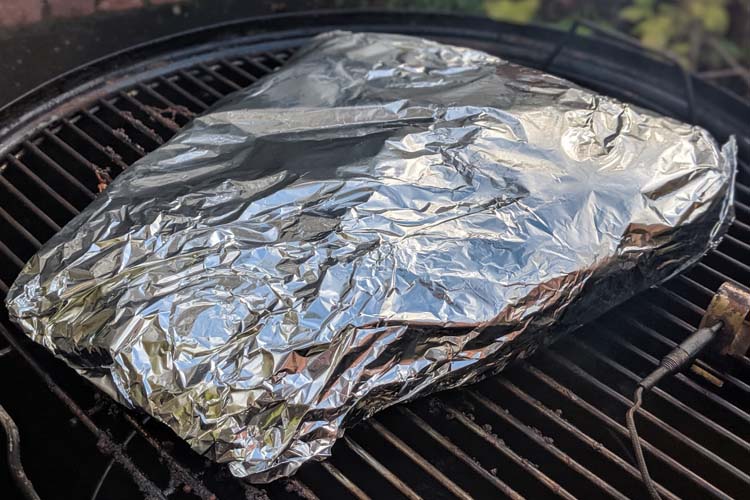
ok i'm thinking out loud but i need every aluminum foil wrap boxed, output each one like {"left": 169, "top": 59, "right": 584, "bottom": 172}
{"left": 5, "top": 31, "right": 736, "bottom": 482}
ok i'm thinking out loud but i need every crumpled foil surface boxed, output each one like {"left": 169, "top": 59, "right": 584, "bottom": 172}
{"left": 6, "top": 31, "right": 736, "bottom": 482}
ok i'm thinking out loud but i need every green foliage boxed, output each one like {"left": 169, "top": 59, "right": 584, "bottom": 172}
{"left": 384, "top": 0, "right": 485, "bottom": 12}
{"left": 483, "top": 0, "right": 541, "bottom": 23}
{"left": 618, "top": 0, "right": 731, "bottom": 67}
{"left": 687, "top": 0, "right": 730, "bottom": 32}
{"left": 364, "top": 0, "right": 747, "bottom": 78}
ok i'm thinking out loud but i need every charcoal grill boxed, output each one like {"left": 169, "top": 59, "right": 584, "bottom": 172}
{"left": 1, "top": 11, "right": 749, "bottom": 500}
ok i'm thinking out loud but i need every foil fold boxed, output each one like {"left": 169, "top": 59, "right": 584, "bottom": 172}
{"left": 6, "top": 32, "right": 735, "bottom": 482}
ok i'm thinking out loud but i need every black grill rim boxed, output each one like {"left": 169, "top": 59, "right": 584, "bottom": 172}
{"left": 0, "top": 10, "right": 749, "bottom": 500}
{"left": 2, "top": 10, "right": 750, "bottom": 159}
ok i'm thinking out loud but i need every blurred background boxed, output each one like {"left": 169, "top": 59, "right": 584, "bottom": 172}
{"left": 0, "top": 0, "right": 748, "bottom": 104}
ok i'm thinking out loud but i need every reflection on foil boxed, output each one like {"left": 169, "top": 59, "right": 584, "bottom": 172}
{"left": 6, "top": 32, "right": 735, "bottom": 482}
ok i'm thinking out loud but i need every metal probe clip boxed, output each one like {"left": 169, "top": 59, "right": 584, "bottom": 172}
{"left": 699, "top": 281, "right": 750, "bottom": 360}
{"left": 628, "top": 281, "right": 750, "bottom": 499}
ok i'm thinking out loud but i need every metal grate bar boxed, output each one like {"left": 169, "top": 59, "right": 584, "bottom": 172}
{"left": 90, "top": 425, "right": 140, "bottom": 500}
{"left": 648, "top": 290, "right": 712, "bottom": 330}
{"left": 667, "top": 277, "right": 716, "bottom": 317}
{"left": 118, "top": 413, "right": 223, "bottom": 500}
{"left": 729, "top": 219, "right": 750, "bottom": 235}
{"left": 234, "top": 58, "right": 271, "bottom": 80}
{"left": 177, "top": 70, "right": 224, "bottom": 101}
{"left": 135, "top": 83, "right": 182, "bottom": 111}
{"left": 318, "top": 461, "right": 371, "bottom": 500}
{"left": 738, "top": 182, "right": 750, "bottom": 196}
{"left": 23, "top": 140, "right": 96, "bottom": 198}
{"left": 198, "top": 63, "right": 243, "bottom": 91}
{"left": 81, "top": 109, "right": 148, "bottom": 157}
{"left": 281, "top": 478, "right": 319, "bottom": 500}
{"left": 397, "top": 407, "right": 523, "bottom": 499}
{"left": 60, "top": 118, "right": 130, "bottom": 172}
{"left": 674, "top": 273, "right": 714, "bottom": 300}
{"left": 464, "top": 389, "right": 630, "bottom": 499}
{"left": 665, "top": 279, "right": 750, "bottom": 366}
{"left": 732, "top": 219, "right": 750, "bottom": 239}
{"left": 488, "top": 377, "right": 680, "bottom": 500}
{"left": 136, "top": 84, "right": 195, "bottom": 122}
{"left": 218, "top": 60, "right": 260, "bottom": 84}
{"left": 40, "top": 130, "right": 112, "bottom": 188}
{"left": 519, "top": 362, "right": 684, "bottom": 499}
{"left": 367, "top": 419, "right": 473, "bottom": 499}
{"left": 98, "top": 100, "right": 164, "bottom": 148}
{"left": 0, "top": 323, "right": 167, "bottom": 499}
{"left": 615, "top": 311, "right": 750, "bottom": 397}
{"left": 722, "top": 233, "right": 750, "bottom": 260}
{"left": 0, "top": 205, "right": 41, "bottom": 250}
{"left": 538, "top": 351, "right": 731, "bottom": 498}
{"left": 712, "top": 247, "right": 750, "bottom": 277}
{"left": 264, "top": 51, "right": 290, "bottom": 66}
{"left": 116, "top": 91, "right": 180, "bottom": 134}
{"left": 4, "top": 155, "right": 80, "bottom": 217}
{"left": 190, "top": 68, "right": 233, "bottom": 96}
{"left": 243, "top": 57, "right": 275, "bottom": 75}
{"left": 731, "top": 227, "right": 750, "bottom": 254}
{"left": 440, "top": 401, "right": 577, "bottom": 499}
{"left": 603, "top": 331, "right": 750, "bottom": 451}
{"left": 655, "top": 287, "right": 711, "bottom": 325}
{"left": 0, "top": 239, "right": 24, "bottom": 269}
{"left": 708, "top": 249, "right": 750, "bottom": 284}
{"left": 569, "top": 336, "right": 750, "bottom": 490}
{"left": 657, "top": 287, "right": 740, "bottom": 337}
{"left": 655, "top": 286, "right": 703, "bottom": 326}
{"left": 342, "top": 436, "right": 422, "bottom": 500}
{"left": 0, "top": 175, "right": 61, "bottom": 232}
{"left": 736, "top": 200, "right": 750, "bottom": 219}
{"left": 157, "top": 76, "right": 209, "bottom": 111}
{"left": 691, "top": 260, "right": 743, "bottom": 288}
{"left": 641, "top": 297, "right": 750, "bottom": 369}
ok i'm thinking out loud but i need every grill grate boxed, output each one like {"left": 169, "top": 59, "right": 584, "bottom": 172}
{"left": 1, "top": 15, "right": 750, "bottom": 500}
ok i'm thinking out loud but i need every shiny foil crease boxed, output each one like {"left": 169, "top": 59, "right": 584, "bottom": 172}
{"left": 5, "top": 32, "right": 736, "bottom": 482}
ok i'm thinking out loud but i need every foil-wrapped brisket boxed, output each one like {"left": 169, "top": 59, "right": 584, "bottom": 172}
{"left": 5, "top": 31, "right": 735, "bottom": 482}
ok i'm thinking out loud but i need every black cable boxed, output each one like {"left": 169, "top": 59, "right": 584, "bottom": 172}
{"left": 626, "top": 387, "right": 661, "bottom": 500}
{"left": 626, "top": 322, "right": 722, "bottom": 500}
{"left": 0, "top": 403, "right": 41, "bottom": 500}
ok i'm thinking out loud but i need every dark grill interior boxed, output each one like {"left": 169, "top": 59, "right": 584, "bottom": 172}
{"left": 1, "top": 13, "right": 749, "bottom": 500}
